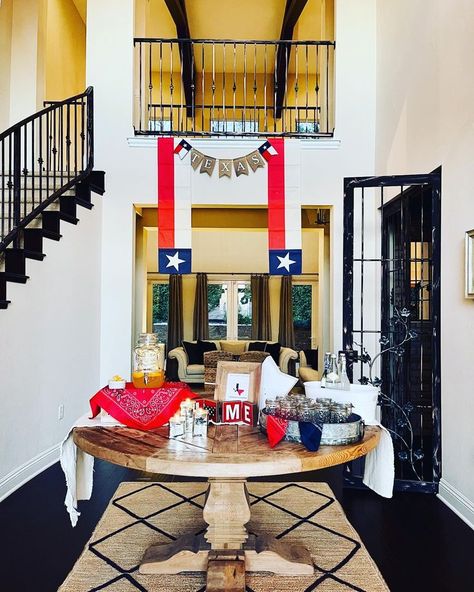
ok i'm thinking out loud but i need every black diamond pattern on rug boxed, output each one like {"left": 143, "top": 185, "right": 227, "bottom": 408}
{"left": 60, "top": 482, "right": 387, "bottom": 592}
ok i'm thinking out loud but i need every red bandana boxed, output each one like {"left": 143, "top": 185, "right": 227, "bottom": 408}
{"left": 89, "top": 382, "right": 197, "bottom": 430}
{"left": 266, "top": 415, "right": 289, "bottom": 448}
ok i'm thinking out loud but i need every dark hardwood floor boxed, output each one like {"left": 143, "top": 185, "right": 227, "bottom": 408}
{"left": 0, "top": 459, "right": 472, "bottom": 592}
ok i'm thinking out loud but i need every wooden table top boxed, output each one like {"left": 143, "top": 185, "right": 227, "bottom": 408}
{"left": 73, "top": 424, "right": 381, "bottom": 479}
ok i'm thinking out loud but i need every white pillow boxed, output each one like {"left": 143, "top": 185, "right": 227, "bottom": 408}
{"left": 259, "top": 357, "right": 298, "bottom": 409}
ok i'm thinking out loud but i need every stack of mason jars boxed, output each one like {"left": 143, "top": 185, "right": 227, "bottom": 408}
{"left": 264, "top": 395, "right": 353, "bottom": 424}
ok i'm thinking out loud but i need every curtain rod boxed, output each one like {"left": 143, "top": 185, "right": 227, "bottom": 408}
{"left": 147, "top": 272, "right": 319, "bottom": 277}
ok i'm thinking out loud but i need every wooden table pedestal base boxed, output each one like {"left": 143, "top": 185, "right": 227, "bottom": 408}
{"left": 139, "top": 478, "right": 314, "bottom": 577}
{"left": 139, "top": 533, "right": 314, "bottom": 576}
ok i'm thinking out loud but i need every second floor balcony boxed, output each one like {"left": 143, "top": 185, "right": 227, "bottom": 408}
{"left": 133, "top": 38, "right": 335, "bottom": 138}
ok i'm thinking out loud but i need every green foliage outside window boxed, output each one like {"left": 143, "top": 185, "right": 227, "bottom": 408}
{"left": 292, "top": 285, "right": 312, "bottom": 328}
{"left": 207, "top": 284, "right": 223, "bottom": 312}
{"left": 152, "top": 284, "right": 169, "bottom": 324}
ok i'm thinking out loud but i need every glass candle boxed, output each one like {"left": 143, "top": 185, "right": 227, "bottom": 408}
{"left": 193, "top": 408, "right": 208, "bottom": 437}
{"left": 169, "top": 413, "right": 184, "bottom": 438}
{"left": 180, "top": 399, "right": 194, "bottom": 434}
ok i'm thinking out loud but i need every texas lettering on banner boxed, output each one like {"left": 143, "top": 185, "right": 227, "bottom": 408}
{"left": 177, "top": 141, "right": 278, "bottom": 179}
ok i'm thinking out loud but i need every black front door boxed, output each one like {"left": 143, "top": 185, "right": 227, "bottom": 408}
{"left": 342, "top": 172, "right": 441, "bottom": 492}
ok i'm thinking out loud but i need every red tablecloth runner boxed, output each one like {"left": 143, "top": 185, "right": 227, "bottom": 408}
{"left": 90, "top": 382, "right": 197, "bottom": 430}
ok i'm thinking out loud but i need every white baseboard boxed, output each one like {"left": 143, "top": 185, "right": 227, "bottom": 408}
{"left": 438, "top": 478, "right": 474, "bottom": 530}
{"left": 0, "top": 444, "right": 60, "bottom": 502}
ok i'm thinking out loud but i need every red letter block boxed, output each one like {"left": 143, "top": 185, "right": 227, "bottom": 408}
{"left": 222, "top": 401, "right": 241, "bottom": 423}
{"left": 242, "top": 402, "right": 258, "bottom": 426}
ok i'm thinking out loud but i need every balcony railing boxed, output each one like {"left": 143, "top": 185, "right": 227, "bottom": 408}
{"left": 133, "top": 38, "right": 335, "bottom": 138}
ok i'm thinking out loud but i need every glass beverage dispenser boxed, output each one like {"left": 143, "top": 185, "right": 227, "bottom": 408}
{"left": 132, "top": 333, "right": 165, "bottom": 388}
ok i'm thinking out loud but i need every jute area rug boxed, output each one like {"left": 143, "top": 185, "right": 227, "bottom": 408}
{"left": 60, "top": 481, "right": 389, "bottom": 592}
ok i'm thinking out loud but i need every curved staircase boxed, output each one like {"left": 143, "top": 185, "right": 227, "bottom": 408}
{"left": 0, "top": 87, "right": 104, "bottom": 309}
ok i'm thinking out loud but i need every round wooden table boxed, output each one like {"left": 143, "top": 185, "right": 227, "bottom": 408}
{"left": 73, "top": 423, "right": 380, "bottom": 578}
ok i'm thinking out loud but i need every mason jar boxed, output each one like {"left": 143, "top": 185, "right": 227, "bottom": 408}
{"left": 279, "top": 399, "right": 294, "bottom": 420}
{"left": 330, "top": 402, "right": 353, "bottom": 423}
{"left": 132, "top": 333, "right": 165, "bottom": 388}
{"left": 297, "top": 400, "right": 316, "bottom": 423}
{"left": 314, "top": 401, "right": 331, "bottom": 423}
{"left": 265, "top": 399, "right": 279, "bottom": 416}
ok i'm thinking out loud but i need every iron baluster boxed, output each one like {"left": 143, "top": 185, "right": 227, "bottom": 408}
{"left": 211, "top": 41, "right": 215, "bottom": 130}
{"left": 263, "top": 43, "right": 268, "bottom": 132}
{"left": 201, "top": 42, "right": 205, "bottom": 133}
{"left": 232, "top": 42, "right": 236, "bottom": 134}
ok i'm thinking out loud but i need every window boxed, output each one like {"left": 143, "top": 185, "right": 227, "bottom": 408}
{"left": 292, "top": 283, "right": 315, "bottom": 351}
{"left": 151, "top": 283, "right": 169, "bottom": 344}
{"left": 295, "top": 120, "right": 320, "bottom": 134}
{"left": 210, "top": 120, "right": 259, "bottom": 134}
{"left": 148, "top": 119, "right": 172, "bottom": 132}
{"left": 208, "top": 280, "right": 252, "bottom": 340}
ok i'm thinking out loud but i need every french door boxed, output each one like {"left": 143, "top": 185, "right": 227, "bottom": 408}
{"left": 208, "top": 279, "right": 252, "bottom": 340}
{"left": 342, "top": 172, "right": 441, "bottom": 492}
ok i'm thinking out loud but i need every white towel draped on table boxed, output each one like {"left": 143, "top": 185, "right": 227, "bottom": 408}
{"left": 60, "top": 414, "right": 123, "bottom": 526}
{"left": 305, "top": 382, "right": 395, "bottom": 498}
{"left": 362, "top": 422, "right": 394, "bottom": 498}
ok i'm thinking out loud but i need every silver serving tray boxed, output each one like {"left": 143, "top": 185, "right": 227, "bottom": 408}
{"left": 259, "top": 410, "right": 364, "bottom": 446}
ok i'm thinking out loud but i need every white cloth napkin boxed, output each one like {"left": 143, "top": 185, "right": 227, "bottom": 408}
{"left": 362, "top": 421, "right": 394, "bottom": 498}
{"left": 60, "top": 413, "right": 124, "bottom": 526}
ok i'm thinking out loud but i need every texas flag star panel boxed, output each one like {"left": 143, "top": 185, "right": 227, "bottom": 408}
{"left": 157, "top": 137, "right": 192, "bottom": 274}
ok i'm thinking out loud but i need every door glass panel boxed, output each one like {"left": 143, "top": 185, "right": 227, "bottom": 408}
{"left": 208, "top": 283, "right": 228, "bottom": 339}
{"left": 237, "top": 282, "right": 252, "bottom": 340}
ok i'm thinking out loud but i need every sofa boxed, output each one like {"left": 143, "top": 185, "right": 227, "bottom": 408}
{"left": 298, "top": 349, "right": 320, "bottom": 383}
{"left": 168, "top": 340, "right": 298, "bottom": 384}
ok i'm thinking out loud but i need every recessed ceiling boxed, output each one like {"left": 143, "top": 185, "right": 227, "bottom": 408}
{"left": 185, "top": 0, "right": 287, "bottom": 41}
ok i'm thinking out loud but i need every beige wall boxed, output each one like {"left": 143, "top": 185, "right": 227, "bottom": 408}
{"left": 376, "top": 0, "right": 474, "bottom": 523}
{"left": 45, "top": 0, "right": 86, "bottom": 100}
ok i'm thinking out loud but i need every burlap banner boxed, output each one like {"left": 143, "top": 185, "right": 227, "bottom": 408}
{"left": 174, "top": 140, "right": 277, "bottom": 179}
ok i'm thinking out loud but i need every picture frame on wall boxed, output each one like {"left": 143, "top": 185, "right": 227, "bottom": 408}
{"left": 466, "top": 229, "right": 474, "bottom": 299}
{"left": 214, "top": 361, "right": 261, "bottom": 403}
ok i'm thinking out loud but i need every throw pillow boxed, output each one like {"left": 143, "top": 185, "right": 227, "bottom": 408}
{"left": 198, "top": 340, "right": 218, "bottom": 354}
{"left": 182, "top": 341, "right": 203, "bottom": 365}
{"left": 220, "top": 341, "right": 247, "bottom": 354}
{"left": 303, "top": 348, "right": 319, "bottom": 371}
{"left": 264, "top": 342, "right": 281, "bottom": 365}
{"left": 248, "top": 341, "right": 267, "bottom": 352}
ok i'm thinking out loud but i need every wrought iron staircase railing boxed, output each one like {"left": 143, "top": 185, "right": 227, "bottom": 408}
{"left": 0, "top": 87, "right": 104, "bottom": 309}
{"left": 0, "top": 87, "right": 94, "bottom": 251}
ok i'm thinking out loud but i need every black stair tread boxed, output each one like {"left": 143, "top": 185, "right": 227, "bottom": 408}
{"left": 0, "top": 272, "right": 29, "bottom": 284}
{"left": 74, "top": 197, "right": 94, "bottom": 210}
{"left": 23, "top": 250, "right": 46, "bottom": 261}
{"left": 59, "top": 212, "right": 79, "bottom": 224}
{"left": 41, "top": 229, "right": 62, "bottom": 241}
